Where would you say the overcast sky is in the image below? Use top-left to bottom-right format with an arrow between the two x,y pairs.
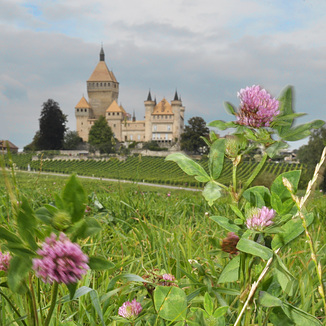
1,0 -> 326,150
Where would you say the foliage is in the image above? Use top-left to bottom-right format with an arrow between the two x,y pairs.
180,116 -> 210,154
63,131 -> 83,150
38,99 -> 67,150
23,131 -> 41,152
7,153 -> 303,188
1,85 -> 326,325
297,126 -> 326,190
142,140 -> 168,151
167,85 -> 326,325
88,116 -> 114,154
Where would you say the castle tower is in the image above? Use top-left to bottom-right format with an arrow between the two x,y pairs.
144,90 -> 155,141
171,90 -> 184,142
87,46 -> 119,119
106,100 -> 125,141
75,96 -> 92,141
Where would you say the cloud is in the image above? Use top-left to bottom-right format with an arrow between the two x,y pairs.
1,0 -> 326,150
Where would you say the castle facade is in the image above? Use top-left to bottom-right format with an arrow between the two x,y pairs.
75,47 -> 185,145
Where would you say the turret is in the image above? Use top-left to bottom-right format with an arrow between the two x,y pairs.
144,90 -> 155,141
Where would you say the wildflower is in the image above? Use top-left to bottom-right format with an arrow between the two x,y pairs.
246,206 -> 275,231
0,252 -> 11,271
236,85 -> 279,128
221,232 -> 240,255
33,233 -> 89,284
167,193 -> 171,197
118,299 -> 142,319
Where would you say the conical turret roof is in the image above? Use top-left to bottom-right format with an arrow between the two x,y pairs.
75,96 -> 91,108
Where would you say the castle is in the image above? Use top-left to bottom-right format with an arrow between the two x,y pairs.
75,47 -> 185,145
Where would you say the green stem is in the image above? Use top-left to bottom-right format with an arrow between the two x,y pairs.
232,162 -> 238,195
239,153 -> 268,199
44,282 -> 59,326
211,180 -> 229,192
0,290 -> 27,326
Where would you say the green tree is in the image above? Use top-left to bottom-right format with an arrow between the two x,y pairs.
180,117 -> 209,154
63,131 -> 83,150
88,116 -> 114,154
297,126 -> 326,190
38,99 -> 67,150
24,131 -> 41,152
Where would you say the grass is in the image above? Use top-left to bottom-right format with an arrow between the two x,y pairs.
0,171 -> 325,324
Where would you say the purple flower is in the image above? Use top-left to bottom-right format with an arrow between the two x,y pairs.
118,299 -> 142,319
32,233 -> 89,284
236,85 -> 279,128
162,273 -> 176,281
0,252 -> 11,271
246,206 -> 276,231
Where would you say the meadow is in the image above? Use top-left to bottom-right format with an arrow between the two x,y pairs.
6,153 -> 303,189
0,169 -> 325,325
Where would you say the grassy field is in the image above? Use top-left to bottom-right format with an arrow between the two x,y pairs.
0,169 -> 324,325
6,153 -> 304,189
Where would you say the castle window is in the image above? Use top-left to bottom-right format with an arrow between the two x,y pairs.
117,112 -> 119,116
77,109 -> 79,112
113,124 -> 116,127
130,135 -> 133,140
137,135 -> 141,140
165,115 -> 167,119
104,83 -> 106,86
153,125 -> 157,131
108,83 -> 110,86
93,83 -> 94,86
167,125 -> 171,131
81,122 -> 83,125
100,83 -> 102,86
96,83 -> 98,86
112,112 -> 115,116
108,112 -> 110,116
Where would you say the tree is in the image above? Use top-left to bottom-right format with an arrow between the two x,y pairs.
180,117 -> 209,154
297,126 -> 326,190
63,131 -> 83,150
38,99 -> 67,150
88,116 -> 114,154
24,131 -> 41,152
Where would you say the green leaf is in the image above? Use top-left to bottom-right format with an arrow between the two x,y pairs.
224,102 -> 236,115
209,139 -> 226,180
35,207 -> 53,225
272,213 -> 314,250
210,216 -> 241,233
70,217 -> 102,240
242,186 -> 271,207
6,242 -> 37,257
218,255 -> 240,283
230,205 -> 245,220
122,273 -> 152,283
213,306 -> 229,318
66,282 -> 78,300
281,120 -> 325,141
258,291 -> 283,307
204,292 -> 214,316
202,182 -> 222,206
17,196 -> 37,231
88,256 -> 115,270
0,227 -> 23,244
236,238 -> 273,260
62,174 -> 87,223
166,153 -> 210,182
208,120 -> 235,131
282,302 -> 322,325
275,86 -> 294,137
59,286 -> 93,303
89,289 -> 105,326
265,141 -> 288,158
8,256 -> 32,292
271,170 -> 301,201
269,307 -> 295,325
154,286 -> 187,321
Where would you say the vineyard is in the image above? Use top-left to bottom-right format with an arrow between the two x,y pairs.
5,153 -> 304,188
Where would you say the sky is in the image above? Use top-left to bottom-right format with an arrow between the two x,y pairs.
1,0 -> 326,150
